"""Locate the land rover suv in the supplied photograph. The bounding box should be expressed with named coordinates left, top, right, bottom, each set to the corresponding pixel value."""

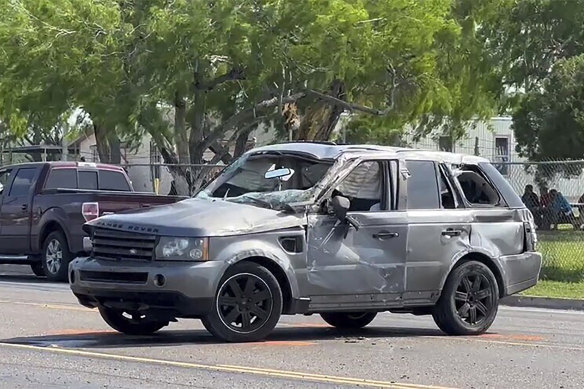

left=69, top=143, right=541, bottom=342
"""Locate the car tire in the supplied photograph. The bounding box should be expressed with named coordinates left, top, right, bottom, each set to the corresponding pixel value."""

left=320, top=312, right=377, bottom=329
left=433, top=260, right=499, bottom=336
left=201, top=262, right=283, bottom=342
left=30, top=262, right=45, bottom=277
left=98, top=307, right=168, bottom=336
left=42, top=231, right=74, bottom=282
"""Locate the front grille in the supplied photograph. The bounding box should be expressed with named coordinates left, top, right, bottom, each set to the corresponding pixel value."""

left=80, top=270, right=148, bottom=284
left=92, top=228, right=156, bottom=261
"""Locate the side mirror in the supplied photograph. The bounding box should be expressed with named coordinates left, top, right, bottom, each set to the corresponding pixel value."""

left=331, top=195, right=350, bottom=222
left=331, top=195, right=360, bottom=232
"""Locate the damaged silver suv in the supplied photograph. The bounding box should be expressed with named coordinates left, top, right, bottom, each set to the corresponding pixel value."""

left=70, top=143, right=541, bottom=342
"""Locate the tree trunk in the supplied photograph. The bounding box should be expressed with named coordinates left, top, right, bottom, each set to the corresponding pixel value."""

left=296, top=80, right=346, bottom=141
left=94, top=123, right=110, bottom=163
left=174, top=92, right=189, bottom=165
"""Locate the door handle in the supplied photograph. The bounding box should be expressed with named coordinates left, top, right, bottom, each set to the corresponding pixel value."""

left=21, top=204, right=28, bottom=211
left=373, top=231, right=399, bottom=240
left=442, top=228, right=462, bottom=237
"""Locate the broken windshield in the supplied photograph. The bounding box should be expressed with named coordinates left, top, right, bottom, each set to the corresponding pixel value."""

left=197, top=152, right=334, bottom=209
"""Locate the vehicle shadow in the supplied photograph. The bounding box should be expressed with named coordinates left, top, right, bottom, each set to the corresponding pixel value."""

left=1, top=326, right=445, bottom=349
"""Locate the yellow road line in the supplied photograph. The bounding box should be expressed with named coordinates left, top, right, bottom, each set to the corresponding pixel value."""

left=0, top=342, right=453, bottom=389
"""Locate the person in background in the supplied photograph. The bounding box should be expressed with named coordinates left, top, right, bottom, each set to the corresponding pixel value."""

left=549, top=189, right=578, bottom=229
left=522, top=185, right=542, bottom=228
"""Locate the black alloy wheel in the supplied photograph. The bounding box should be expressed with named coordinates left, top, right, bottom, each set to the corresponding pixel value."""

left=433, top=260, right=499, bottom=335
left=202, top=262, right=282, bottom=342
left=454, top=272, right=493, bottom=326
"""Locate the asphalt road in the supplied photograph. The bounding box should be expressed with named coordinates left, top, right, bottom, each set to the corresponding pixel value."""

left=1, top=264, right=583, bottom=389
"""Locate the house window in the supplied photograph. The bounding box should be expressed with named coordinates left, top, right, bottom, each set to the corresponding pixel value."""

left=494, top=136, right=510, bottom=175
left=438, top=136, right=453, bottom=152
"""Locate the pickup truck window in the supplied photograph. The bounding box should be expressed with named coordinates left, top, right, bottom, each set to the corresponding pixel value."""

left=45, top=169, right=77, bottom=189
left=10, top=168, right=36, bottom=197
left=0, top=169, right=11, bottom=195
left=99, top=170, right=130, bottom=191
left=79, top=171, right=98, bottom=190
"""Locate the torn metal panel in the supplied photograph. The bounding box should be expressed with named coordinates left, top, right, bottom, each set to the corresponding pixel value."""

left=303, top=212, right=408, bottom=301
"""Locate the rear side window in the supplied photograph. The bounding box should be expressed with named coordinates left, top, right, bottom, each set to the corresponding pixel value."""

left=405, top=161, right=440, bottom=210
left=79, top=171, right=98, bottom=190
left=45, top=169, right=77, bottom=189
left=10, top=168, right=37, bottom=197
left=0, top=169, right=12, bottom=195
left=99, top=170, right=130, bottom=191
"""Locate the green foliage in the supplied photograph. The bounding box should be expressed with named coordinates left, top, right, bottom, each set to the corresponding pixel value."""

left=513, top=55, right=584, bottom=162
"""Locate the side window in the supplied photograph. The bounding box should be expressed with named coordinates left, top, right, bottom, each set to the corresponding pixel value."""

left=99, top=170, right=131, bottom=191
left=9, top=168, right=37, bottom=197
left=456, top=168, right=500, bottom=206
left=44, top=169, right=78, bottom=189
left=405, top=160, right=440, bottom=210
left=335, top=161, right=382, bottom=212
left=79, top=171, right=98, bottom=190
left=0, top=169, right=12, bottom=195
left=438, top=170, right=456, bottom=209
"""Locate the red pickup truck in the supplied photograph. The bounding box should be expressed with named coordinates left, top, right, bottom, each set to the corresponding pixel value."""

left=0, top=161, right=185, bottom=281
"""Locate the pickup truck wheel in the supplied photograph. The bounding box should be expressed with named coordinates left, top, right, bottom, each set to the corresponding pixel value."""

left=30, top=262, right=45, bottom=277
left=320, top=312, right=377, bottom=329
left=432, top=260, right=499, bottom=336
left=42, top=231, right=73, bottom=282
left=98, top=307, right=168, bottom=335
left=201, top=262, right=282, bottom=342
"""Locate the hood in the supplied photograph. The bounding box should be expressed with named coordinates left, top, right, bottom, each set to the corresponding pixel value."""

left=85, top=198, right=306, bottom=237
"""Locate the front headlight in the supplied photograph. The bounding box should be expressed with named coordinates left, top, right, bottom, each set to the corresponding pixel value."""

left=155, top=237, right=209, bottom=261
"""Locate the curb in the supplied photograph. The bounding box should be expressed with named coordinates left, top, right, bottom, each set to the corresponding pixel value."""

left=501, top=295, right=584, bottom=311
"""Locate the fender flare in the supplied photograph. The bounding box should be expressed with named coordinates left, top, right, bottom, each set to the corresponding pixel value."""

left=36, top=208, right=71, bottom=253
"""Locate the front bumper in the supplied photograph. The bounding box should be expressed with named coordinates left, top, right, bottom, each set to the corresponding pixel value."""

left=69, top=257, right=227, bottom=318
left=500, top=251, right=542, bottom=295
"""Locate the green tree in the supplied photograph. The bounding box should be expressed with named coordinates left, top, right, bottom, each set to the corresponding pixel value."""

left=0, top=0, right=513, bottom=194
left=513, top=55, right=584, bottom=162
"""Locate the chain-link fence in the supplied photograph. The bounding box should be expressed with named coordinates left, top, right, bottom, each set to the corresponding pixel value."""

left=497, top=161, right=584, bottom=282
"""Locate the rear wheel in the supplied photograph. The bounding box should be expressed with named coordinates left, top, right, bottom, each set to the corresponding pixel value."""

left=201, top=262, right=282, bottom=342
left=30, top=262, right=45, bottom=277
left=320, top=312, right=377, bottom=329
left=433, top=260, right=499, bottom=335
left=41, top=231, right=73, bottom=282
left=99, top=307, right=168, bottom=335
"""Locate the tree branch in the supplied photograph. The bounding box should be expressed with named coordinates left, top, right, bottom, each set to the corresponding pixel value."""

left=194, top=67, right=246, bottom=91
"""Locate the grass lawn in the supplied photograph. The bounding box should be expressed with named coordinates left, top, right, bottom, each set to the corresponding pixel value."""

left=519, top=230, right=584, bottom=299
left=521, top=280, right=584, bottom=299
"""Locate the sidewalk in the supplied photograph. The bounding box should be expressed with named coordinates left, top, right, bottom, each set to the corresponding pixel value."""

left=501, top=295, right=584, bottom=311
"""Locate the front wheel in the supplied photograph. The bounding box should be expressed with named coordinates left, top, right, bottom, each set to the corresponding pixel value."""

left=30, top=262, right=45, bottom=277
left=201, top=262, right=282, bottom=342
left=99, top=307, right=168, bottom=335
left=432, top=260, right=499, bottom=335
left=320, top=312, right=377, bottom=329
left=41, top=231, right=73, bottom=282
